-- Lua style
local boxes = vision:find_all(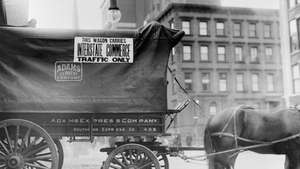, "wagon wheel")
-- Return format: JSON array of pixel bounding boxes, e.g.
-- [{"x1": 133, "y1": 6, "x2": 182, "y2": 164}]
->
[
  {"x1": 54, "y1": 139, "x2": 64, "y2": 169},
  {"x1": 0, "y1": 119, "x2": 59, "y2": 169},
  {"x1": 156, "y1": 153, "x2": 169, "y2": 169},
  {"x1": 103, "y1": 143, "x2": 161, "y2": 169}
]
